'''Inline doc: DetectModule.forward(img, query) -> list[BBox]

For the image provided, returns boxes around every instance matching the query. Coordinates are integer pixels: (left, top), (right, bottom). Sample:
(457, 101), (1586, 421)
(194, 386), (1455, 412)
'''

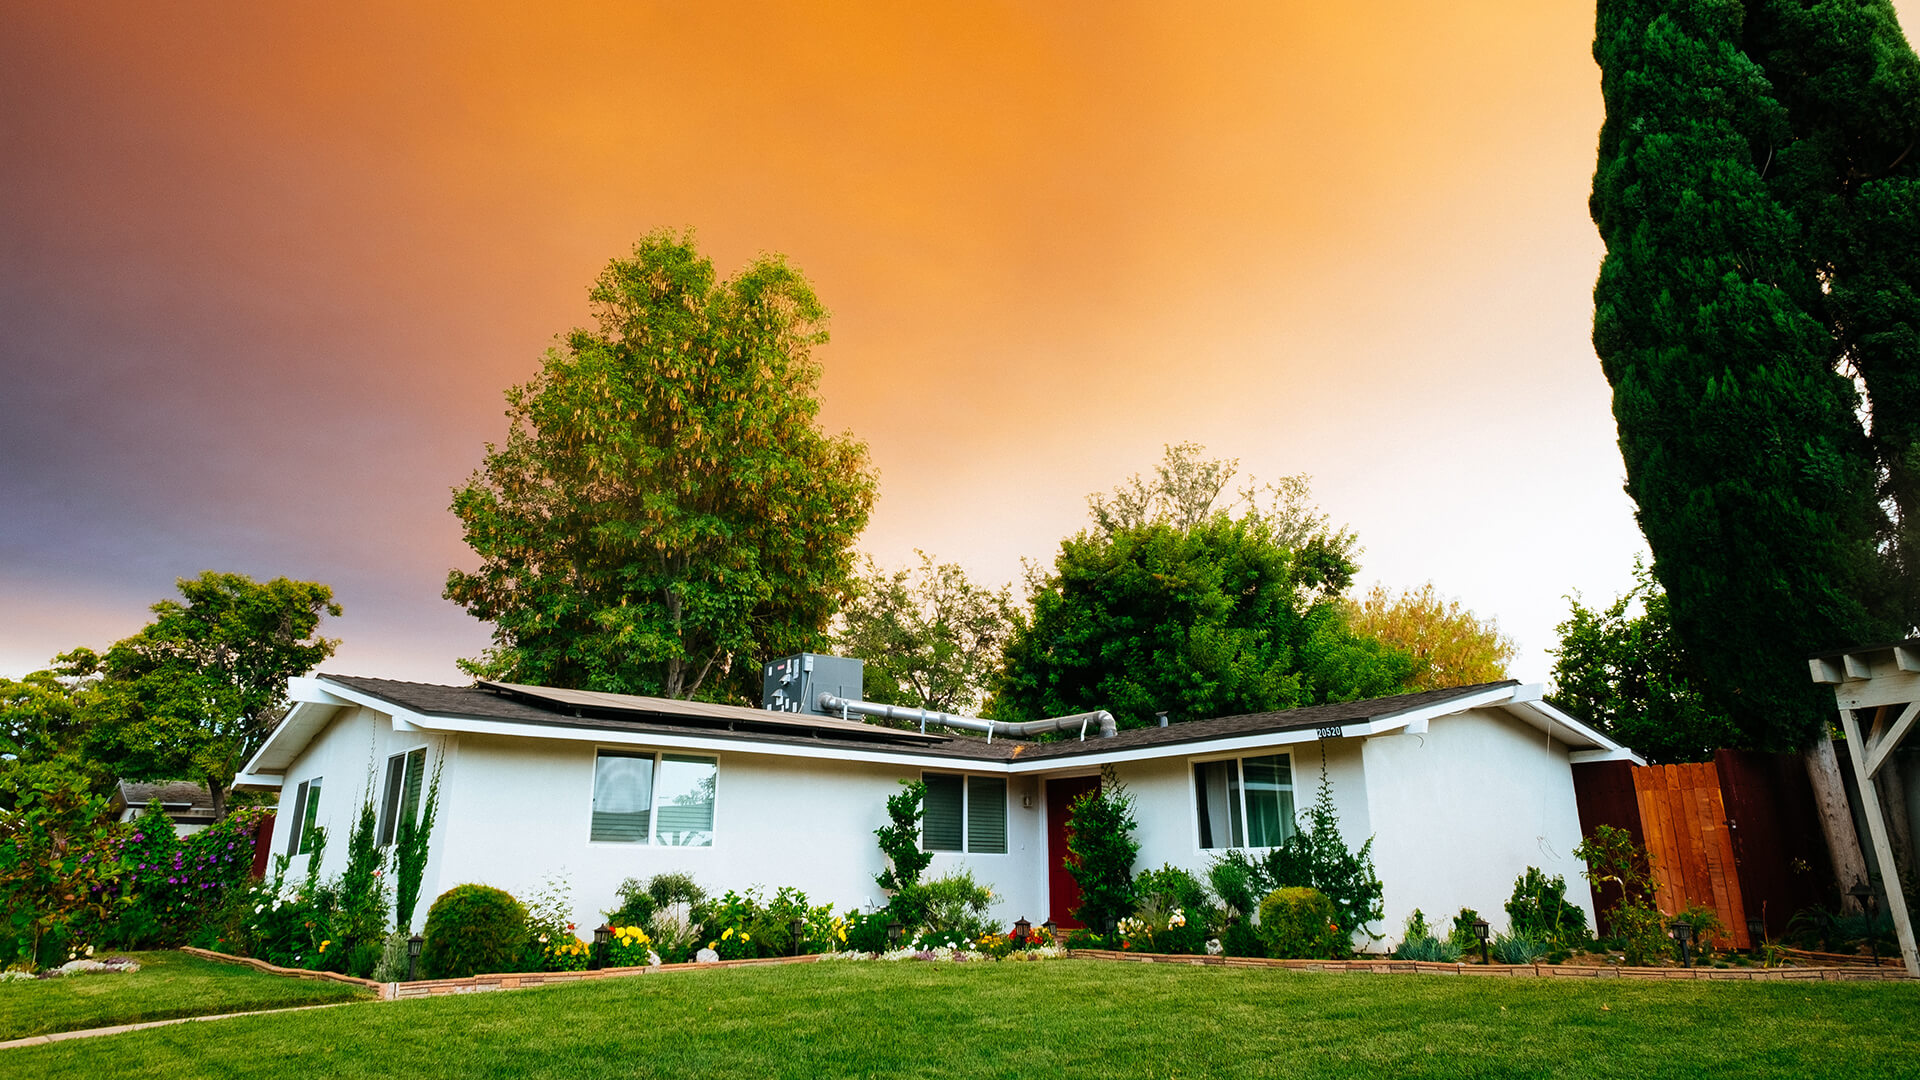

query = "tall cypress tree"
(1747, 0), (1920, 630)
(1590, 0), (1886, 752)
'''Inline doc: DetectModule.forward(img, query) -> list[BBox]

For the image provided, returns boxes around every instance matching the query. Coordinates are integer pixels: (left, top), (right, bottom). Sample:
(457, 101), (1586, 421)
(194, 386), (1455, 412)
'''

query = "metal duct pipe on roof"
(815, 694), (1116, 741)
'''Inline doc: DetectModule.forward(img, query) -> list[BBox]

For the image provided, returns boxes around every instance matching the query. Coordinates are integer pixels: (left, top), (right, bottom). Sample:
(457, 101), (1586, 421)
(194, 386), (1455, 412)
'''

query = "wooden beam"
(1864, 700), (1920, 779)
(1844, 653), (1874, 681)
(1811, 657), (1845, 685)
(1835, 705), (1920, 976)
(1896, 645), (1920, 674)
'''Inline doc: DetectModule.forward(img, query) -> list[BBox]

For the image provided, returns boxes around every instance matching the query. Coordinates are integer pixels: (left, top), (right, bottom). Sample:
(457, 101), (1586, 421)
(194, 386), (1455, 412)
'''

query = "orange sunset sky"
(8, 2), (1915, 685)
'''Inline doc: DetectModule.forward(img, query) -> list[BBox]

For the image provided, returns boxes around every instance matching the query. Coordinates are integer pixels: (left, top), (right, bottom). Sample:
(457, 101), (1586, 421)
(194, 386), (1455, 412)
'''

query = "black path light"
(407, 933), (423, 981)
(1012, 916), (1031, 948)
(1850, 879), (1875, 915)
(592, 925), (611, 970)
(887, 919), (903, 949)
(1472, 917), (1490, 965)
(790, 917), (806, 957)
(1671, 918), (1694, 968)
(1746, 916), (1764, 957)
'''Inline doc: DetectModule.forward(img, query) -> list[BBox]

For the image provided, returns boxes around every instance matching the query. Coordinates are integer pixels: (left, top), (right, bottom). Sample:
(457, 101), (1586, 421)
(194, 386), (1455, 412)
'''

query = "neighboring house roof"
(237, 673), (1639, 787)
(112, 780), (216, 821)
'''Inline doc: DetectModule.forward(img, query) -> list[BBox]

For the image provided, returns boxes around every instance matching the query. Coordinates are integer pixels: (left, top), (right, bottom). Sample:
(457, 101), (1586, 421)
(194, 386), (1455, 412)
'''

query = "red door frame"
(1046, 775), (1100, 928)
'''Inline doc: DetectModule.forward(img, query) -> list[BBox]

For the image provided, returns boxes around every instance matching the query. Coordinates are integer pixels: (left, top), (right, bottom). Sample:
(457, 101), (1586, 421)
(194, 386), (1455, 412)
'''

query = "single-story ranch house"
(236, 669), (1640, 944)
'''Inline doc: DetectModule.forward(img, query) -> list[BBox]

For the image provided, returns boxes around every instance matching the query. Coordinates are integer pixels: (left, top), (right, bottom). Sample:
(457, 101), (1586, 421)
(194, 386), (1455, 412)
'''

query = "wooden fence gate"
(1631, 763), (1749, 951)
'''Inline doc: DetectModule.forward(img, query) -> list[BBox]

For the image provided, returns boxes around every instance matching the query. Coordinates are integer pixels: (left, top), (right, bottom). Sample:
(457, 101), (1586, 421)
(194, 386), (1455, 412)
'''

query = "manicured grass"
(0, 951), (374, 1040)
(8, 959), (1920, 1077)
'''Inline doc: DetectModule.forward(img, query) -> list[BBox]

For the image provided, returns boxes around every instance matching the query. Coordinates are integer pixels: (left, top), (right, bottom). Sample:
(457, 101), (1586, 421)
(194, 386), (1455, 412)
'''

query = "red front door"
(1046, 775), (1100, 929)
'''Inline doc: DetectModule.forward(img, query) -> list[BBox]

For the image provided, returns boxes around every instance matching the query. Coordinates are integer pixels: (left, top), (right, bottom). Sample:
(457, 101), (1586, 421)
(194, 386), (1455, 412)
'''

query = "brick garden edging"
(183, 947), (825, 1001)
(1065, 947), (1914, 981)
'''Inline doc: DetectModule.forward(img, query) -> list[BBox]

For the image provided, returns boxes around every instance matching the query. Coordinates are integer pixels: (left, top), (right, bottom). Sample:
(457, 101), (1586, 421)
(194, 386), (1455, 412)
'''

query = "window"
(590, 750), (716, 846)
(285, 777), (323, 856)
(1194, 753), (1294, 849)
(921, 772), (1007, 854)
(378, 748), (428, 847)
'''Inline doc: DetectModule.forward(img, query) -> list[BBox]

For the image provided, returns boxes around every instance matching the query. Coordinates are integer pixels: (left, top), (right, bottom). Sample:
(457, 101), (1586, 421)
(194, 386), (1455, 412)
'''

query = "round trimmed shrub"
(1257, 886), (1348, 960)
(419, 884), (529, 979)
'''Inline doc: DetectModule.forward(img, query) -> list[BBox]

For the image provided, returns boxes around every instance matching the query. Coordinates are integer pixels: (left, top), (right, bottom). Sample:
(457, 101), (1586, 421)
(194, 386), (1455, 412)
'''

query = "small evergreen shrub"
(1490, 932), (1546, 965)
(1504, 867), (1588, 949)
(1220, 919), (1263, 958)
(420, 884), (529, 979)
(876, 780), (935, 928)
(371, 929), (412, 982)
(1609, 900), (1671, 966)
(1257, 887), (1347, 959)
(1065, 767), (1140, 934)
(1391, 909), (1461, 962)
(921, 870), (996, 942)
(1446, 908), (1484, 955)
(842, 909), (894, 953)
(1206, 850), (1260, 921)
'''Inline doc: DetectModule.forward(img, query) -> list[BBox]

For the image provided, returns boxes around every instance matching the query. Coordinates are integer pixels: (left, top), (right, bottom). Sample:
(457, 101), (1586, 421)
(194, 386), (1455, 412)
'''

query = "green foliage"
(1575, 824), (1659, 946)
(101, 803), (268, 950)
(88, 572), (341, 817)
(996, 443), (1415, 730)
(392, 754), (441, 932)
(445, 230), (877, 702)
(1128, 865), (1213, 954)
(1256, 886), (1347, 960)
(920, 870), (996, 941)
(1609, 900), (1673, 967)
(1064, 767), (1140, 933)
(371, 930), (412, 982)
(1342, 583), (1516, 691)
(874, 780), (934, 927)
(1392, 909), (1463, 962)
(335, 789), (388, 955)
(696, 886), (834, 960)
(420, 885), (529, 979)
(1206, 850), (1260, 921)
(1592, 0), (1902, 752)
(1549, 560), (1739, 763)
(1673, 902), (1729, 958)
(1447, 908), (1484, 955)
(841, 909), (895, 954)
(1504, 867), (1588, 949)
(836, 552), (1015, 715)
(1257, 749), (1384, 941)
(1490, 933), (1547, 965)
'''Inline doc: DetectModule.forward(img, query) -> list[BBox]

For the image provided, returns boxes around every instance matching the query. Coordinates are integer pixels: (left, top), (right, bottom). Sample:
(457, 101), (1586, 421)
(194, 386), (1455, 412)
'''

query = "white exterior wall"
(1361, 707), (1594, 943)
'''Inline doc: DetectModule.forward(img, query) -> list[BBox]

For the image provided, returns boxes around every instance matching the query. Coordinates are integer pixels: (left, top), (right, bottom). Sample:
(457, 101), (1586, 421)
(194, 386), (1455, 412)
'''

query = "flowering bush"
(1118, 903), (1194, 954)
(697, 886), (836, 959)
(605, 924), (655, 967)
(98, 803), (269, 949)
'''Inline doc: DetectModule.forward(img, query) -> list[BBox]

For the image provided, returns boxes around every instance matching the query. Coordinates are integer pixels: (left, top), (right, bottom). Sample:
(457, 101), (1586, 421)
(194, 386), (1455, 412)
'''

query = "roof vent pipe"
(815, 694), (1117, 741)
(1156, 711), (1169, 727)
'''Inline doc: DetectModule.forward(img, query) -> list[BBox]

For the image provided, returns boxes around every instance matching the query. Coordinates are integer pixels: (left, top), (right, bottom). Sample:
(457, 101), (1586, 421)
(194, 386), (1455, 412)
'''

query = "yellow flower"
(318, 940), (330, 953)
(722, 928), (734, 940)
(740, 933), (750, 942)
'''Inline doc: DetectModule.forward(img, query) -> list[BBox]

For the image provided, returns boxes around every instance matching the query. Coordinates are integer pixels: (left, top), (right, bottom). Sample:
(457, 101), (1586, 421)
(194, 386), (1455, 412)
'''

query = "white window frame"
(587, 747), (719, 848)
(286, 775), (323, 857)
(920, 771), (1008, 855)
(377, 744), (430, 848)
(1189, 750), (1296, 853)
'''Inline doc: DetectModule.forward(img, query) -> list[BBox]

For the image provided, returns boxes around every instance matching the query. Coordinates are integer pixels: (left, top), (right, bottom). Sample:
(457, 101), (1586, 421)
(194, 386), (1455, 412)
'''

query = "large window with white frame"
(284, 776), (323, 856)
(921, 772), (1007, 854)
(590, 749), (717, 846)
(378, 747), (428, 847)
(1193, 753), (1295, 849)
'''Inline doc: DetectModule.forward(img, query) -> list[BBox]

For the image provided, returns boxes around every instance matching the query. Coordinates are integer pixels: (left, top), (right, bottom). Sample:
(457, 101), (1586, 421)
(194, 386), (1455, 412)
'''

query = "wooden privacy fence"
(1632, 763), (1748, 951)
(1574, 753), (1836, 951)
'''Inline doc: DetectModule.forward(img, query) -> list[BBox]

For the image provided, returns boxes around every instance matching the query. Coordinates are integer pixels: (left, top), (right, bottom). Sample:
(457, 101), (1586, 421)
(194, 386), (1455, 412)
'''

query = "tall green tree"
(996, 446), (1415, 729)
(446, 231), (877, 701)
(1342, 583), (1515, 691)
(1591, 0), (1891, 754)
(1548, 560), (1739, 764)
(1746, 0), (1920, 630)
(89, 572), (341, 819)
(835, 553), (1015, 715)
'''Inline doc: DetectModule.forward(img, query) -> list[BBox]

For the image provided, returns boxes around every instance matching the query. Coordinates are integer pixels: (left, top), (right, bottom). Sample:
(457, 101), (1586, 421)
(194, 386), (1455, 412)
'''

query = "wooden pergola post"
(1811, 642), (1920, 977)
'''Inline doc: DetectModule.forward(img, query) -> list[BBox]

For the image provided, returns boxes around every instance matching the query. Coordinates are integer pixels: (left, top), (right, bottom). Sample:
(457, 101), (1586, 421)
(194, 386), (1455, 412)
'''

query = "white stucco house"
(236, 672), (1639, 945)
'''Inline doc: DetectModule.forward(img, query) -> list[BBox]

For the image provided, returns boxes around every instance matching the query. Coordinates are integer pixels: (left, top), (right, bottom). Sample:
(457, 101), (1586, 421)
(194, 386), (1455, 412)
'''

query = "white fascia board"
(1569, 747), (1643, 764)
(241, 697), (344, 776)
(393, 710), (1010, 773)
(230, 771), (283, 791)
(1497, 690), (1645, 764)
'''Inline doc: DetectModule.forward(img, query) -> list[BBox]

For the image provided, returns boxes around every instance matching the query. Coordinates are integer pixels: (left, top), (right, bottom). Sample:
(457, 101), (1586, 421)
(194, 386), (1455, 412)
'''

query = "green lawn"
(0, 951), (374, 1041)
(7, 959), (1920, 1077)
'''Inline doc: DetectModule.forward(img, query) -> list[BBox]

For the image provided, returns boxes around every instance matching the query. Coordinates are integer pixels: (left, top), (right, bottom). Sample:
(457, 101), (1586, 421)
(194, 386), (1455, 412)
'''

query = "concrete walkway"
(0, 1001), (362, 1051)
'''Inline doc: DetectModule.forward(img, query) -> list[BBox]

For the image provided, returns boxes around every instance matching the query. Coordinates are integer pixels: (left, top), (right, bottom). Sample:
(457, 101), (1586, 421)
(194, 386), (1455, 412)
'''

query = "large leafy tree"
(1591, 0), (1893, 754)
(1341, 583), (1515, 691)
(995, 446), (1416, 729)
(835, 553), (1015, 715)
(1548, 560), (1739, 764)
(86, 572), (341, 819)
(446, 231), (877, 701)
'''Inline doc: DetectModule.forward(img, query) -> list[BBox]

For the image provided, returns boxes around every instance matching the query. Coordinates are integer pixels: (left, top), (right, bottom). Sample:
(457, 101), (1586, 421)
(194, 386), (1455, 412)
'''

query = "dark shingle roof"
(114, 780), (216, 818)
(318, 674), (1517, 765)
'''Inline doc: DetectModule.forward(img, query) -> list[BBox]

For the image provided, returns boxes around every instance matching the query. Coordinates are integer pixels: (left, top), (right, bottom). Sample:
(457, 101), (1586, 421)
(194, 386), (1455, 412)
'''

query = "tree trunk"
(1875, 752), (1915, 889)
(1806, 737), (1870, 892)
(208, 776), (228, 822)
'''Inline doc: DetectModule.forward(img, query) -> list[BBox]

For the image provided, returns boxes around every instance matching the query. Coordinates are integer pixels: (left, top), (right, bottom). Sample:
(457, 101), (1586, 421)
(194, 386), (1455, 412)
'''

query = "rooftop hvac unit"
(761, 653), (865, 716)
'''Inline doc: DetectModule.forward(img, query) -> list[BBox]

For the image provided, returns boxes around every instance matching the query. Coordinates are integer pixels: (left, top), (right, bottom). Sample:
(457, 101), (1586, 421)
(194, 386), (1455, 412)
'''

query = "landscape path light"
(1671, 918), (1694, 968)
(1043, 918), (1057, 946)
(1850, 879), (1875, 915)
(1472, 917), (1490, 965)
(1013, 916), (1031, 948)
(407, 933), (423, 981)
(1746, 916), (1764, 957)
(790, 917), (806, 957)
(887, 919), (903, 949)
(592, 925), (611, 970)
